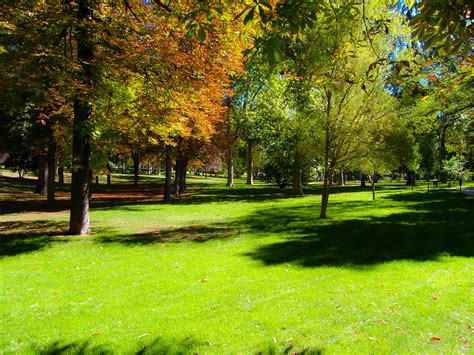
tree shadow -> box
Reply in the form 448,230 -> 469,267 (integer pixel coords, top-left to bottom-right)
33,335 -> 205,354
0,220 -> 69,257
97,224 -> 237,245
244,190 -> 474,267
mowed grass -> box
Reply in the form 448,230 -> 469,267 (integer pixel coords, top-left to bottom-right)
0,175 -> 473,353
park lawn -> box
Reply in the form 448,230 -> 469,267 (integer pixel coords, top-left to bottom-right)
0,176 -> 473,353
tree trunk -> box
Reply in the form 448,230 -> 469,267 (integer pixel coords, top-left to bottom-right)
179,159 -> 187,193
406,171 -> 416,186
106,163 -> 112,186
58,166 -> 65,186
69,0 -> 94,235
360,173 -> 366,188
292,155 -> 303,196
132,151 -> 140,187
156,161 -> 161,176
320,170 -> 332,219
122,159 -> 126,174
337,168 -> 345,186
173,159 -> 181,198
163,152 -> 172,201
226,146 -> 234,187
95,175 -> 99,184
246,140 -> 253,185
47,129 -> 57,204
371,174 -> 376,201
35,155 -> 48,195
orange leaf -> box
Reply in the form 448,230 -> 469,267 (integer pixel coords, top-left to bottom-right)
431,337 -> 441,342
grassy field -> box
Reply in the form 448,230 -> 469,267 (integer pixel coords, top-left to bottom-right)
0,174 -> 473,353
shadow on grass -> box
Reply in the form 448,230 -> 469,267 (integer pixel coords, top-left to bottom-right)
98,224 -> 237,245
245,190 -> 474,267
34,336 -> 213,354
0,220 -> 69,257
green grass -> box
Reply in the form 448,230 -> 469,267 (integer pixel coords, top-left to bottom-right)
0,175 -> 473,353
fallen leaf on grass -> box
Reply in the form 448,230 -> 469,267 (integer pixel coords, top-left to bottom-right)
431,337 -> 441,342
199,276 -> 208,282
30,304 -> 38,308
272,338 -> 277,344
137,333 -> 148,339
377,320 -> 388,325
92,332 -> 100,336
205,341 -> 212,346
368,337 -> 379,342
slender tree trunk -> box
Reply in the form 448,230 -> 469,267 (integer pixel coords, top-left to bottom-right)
226,146 -> 234,187
371,174 -> 376,201
106,163 -> 112,186
292,155 -> 303,196
132,151 -> 140,187
320,170 -> 332,219
47,129 -> 57,204
173,159 -> 181,197
95,175 -> 99,184
122,159 -> 126,174
246,140 -> 253,185
58,164 -> 65,186
320,92 -> 332,219
35,155 -> 48,195
163,152 -> 172,201
69,0 -> 94,235
156,161 -> 161,176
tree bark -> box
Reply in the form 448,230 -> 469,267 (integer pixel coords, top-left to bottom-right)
406,171 -> 416,186
132,151 -> 140,187
337,168 -> 345,186
179,159 -> 187,193
163,152 -> 172,201
35,155 -> 48,195
292,156 -> 304,196
371,174 -> 376,201
106,163 -> 111,186
226,146 -> 234,187
69,0 -> 94,235
320,170 -> 332,219
47,128 -> 57,204
173,159 -> 181,198
246,140 -> 253,185
58,166 -> 64,186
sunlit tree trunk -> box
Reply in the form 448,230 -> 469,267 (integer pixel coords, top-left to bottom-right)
35,155 -> 48,195
69,0 -> 94,235
246,140 -> 253,185
226,146 -> 234,187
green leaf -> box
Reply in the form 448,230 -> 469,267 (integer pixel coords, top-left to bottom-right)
197,28 -> 206,42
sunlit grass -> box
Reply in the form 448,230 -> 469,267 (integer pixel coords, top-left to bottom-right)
0,175 -> 473,353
